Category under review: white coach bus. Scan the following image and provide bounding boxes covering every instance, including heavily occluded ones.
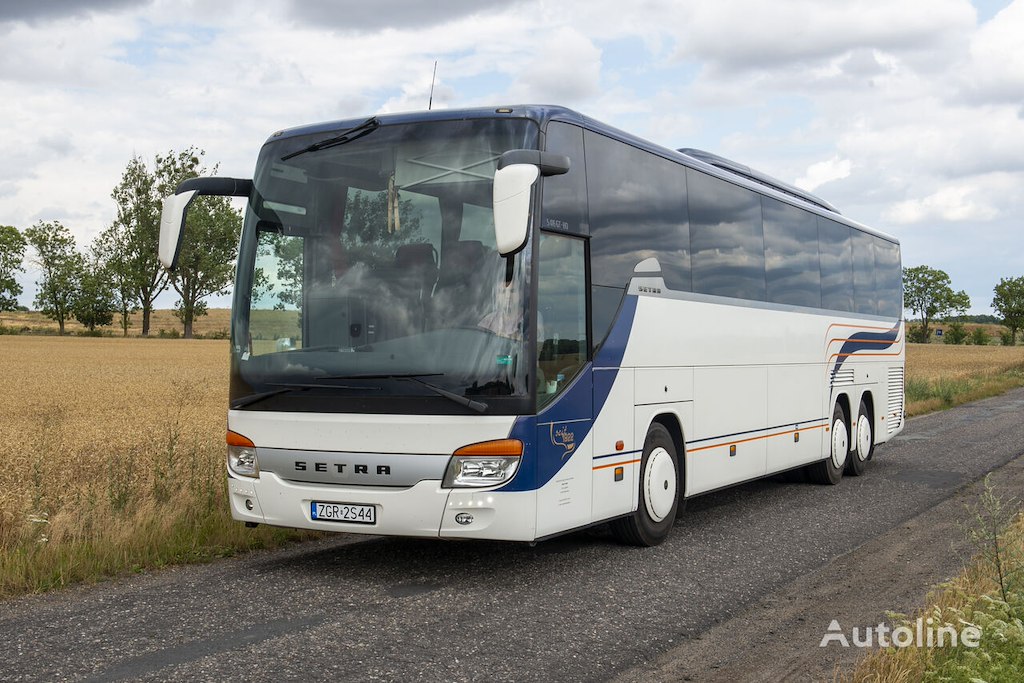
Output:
[159,106,904,546]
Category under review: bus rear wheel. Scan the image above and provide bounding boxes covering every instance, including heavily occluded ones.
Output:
[807,403,847,485]
[611,423,679,546]
[845,399,874,476]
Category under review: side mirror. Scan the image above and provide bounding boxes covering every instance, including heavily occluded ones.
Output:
[492,150,570,257]
[159,190,198,270]
[493,164,539,256]
[158,177,253,270]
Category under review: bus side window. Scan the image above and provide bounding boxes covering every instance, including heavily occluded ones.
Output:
[536,233,587,409]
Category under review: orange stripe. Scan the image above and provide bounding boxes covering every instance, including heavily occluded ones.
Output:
[593,458,641,471]
[827,351,903,363]
[825,322,898,337]
[687,424,827,454]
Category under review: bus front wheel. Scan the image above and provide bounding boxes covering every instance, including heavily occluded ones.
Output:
[611,423,679,546]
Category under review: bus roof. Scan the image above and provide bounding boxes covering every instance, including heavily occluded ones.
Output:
[267,105,899,245]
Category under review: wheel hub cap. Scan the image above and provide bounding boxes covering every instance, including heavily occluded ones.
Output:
[831,418,848,469]
[857,414,872,461]
[644,447,676,522]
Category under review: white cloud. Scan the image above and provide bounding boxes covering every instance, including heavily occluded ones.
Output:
[884,177,1006,224]
[796,155,852,192]
[957,0,1024,104]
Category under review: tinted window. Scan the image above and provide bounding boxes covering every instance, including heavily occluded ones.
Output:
[591,284,623,353]
[851,229,876,315]
[688,169,766,301]
[542,122,588,235]
[537,234,587,409]
[762,197,820,308]
[874,237,902,318]
[585,131,690,291]
[818,218,853,312]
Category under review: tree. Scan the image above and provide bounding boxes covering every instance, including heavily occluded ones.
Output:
[0,225,27,311]
[992,276,1024,346]
[23,221,85,335]
[93,222,139,336]
[902,265,970,343]
[155,148,242,338]
[943,321,967,345]
[71,259,115,332]
[109,155,167,336]
[969,326,990,346]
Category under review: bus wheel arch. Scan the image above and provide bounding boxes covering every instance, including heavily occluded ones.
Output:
[610,420,680,546]
[653,413,686,516]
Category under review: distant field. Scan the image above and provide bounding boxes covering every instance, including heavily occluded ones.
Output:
[905,344,1024,415]
[0,308,233,337]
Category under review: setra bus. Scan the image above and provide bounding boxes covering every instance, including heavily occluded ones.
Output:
[159,105,904,546]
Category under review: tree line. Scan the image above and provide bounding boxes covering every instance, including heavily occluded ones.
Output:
[903,265,1024,345]
[0,148,240,338]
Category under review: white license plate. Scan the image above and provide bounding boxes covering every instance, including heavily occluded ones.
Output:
[310,501,376,525]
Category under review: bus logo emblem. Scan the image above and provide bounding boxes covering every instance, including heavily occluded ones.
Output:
[551,424,576,458]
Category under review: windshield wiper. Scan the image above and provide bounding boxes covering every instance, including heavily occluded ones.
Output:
[280,117,380,161]
[231,382,378,409]
[317,373,488,414]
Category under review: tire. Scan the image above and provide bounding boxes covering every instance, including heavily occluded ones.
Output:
[845,399,874,476]
[611,423,680,546]
[806,402,848,485]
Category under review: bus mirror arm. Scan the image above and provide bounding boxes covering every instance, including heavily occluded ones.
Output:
[158,176,253,271]
[497,150,569,176]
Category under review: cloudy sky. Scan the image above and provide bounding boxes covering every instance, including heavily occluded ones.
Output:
[2,0,1021,313]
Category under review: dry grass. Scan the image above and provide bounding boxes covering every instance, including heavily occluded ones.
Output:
[905,344,1024,416]
[0,335,314,598]
[841,511,1024,682]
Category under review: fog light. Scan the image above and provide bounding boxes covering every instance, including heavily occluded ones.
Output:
[245,498,254,511]
[455,512,474,525]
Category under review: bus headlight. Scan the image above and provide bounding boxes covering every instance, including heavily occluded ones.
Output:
[442,439,522,488]
[227,431,259,478]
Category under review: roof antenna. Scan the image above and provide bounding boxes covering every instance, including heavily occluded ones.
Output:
[428,60,437,110]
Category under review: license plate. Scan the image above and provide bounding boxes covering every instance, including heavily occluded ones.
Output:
[310,501,376,524]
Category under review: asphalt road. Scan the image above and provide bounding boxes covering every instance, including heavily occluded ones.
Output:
[4,388,1024,682]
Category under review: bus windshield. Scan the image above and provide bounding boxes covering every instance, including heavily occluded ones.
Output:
[231,118,539,413]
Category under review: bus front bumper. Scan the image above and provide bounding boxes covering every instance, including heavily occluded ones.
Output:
[228,472,536,542]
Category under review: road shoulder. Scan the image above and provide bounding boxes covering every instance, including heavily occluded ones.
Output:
[612,450,1024,682]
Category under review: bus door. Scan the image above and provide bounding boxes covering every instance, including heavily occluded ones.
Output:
[534,233,592,537]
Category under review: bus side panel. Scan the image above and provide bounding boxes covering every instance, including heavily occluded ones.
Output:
[687,366,768,495]
[591,367,637,523]
[766,363,825,473]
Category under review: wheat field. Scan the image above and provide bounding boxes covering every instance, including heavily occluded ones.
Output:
[905,344,1024,415]
[0,335,312,597]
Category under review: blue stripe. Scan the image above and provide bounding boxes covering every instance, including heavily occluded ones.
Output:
[499,295,638,492]
[830,321,900,384]
[593,449,642,460]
